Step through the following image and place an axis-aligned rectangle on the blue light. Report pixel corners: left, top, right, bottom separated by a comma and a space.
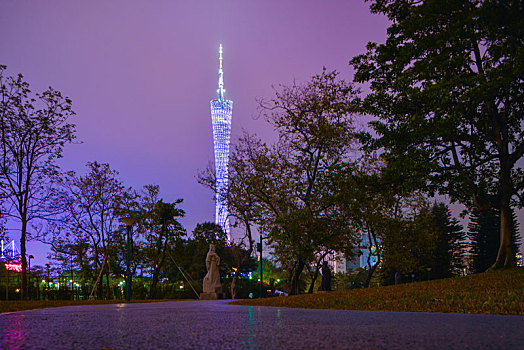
210, 44, 233, 238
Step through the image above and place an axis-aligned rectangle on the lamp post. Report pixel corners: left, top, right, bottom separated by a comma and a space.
120, 217, 136, 302
70, 254, 74, 300
28, 255, 33, 300
45, 263, 50, 300
257, 235, 268, 298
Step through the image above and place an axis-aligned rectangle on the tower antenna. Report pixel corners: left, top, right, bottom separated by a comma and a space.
217, 44, 225, 101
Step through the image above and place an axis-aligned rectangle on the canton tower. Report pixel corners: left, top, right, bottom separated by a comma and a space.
210, 44, 233, 237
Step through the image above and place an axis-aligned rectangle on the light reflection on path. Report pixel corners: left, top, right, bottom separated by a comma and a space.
245, 306, 256, 348
0, 300, 521, 349
0, 313, 26, 349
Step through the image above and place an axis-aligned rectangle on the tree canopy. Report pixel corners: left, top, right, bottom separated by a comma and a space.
352, 0, 524, 268
0, 65, 76, 299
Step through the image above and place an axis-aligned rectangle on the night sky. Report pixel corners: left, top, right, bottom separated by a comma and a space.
2, 1, 520, 266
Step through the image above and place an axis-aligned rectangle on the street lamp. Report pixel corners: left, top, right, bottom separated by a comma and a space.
45, 263, 50, 300
257, 235, 268, 298
28, 255, 34, 300
120, 216, 136, 302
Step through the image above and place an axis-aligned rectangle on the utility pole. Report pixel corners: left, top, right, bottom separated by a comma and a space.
258, 234, 268, 298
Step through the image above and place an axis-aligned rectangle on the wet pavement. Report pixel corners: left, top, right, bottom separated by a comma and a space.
0, 300, 523, 349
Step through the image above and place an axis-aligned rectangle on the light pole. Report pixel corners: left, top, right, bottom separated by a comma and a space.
257, 235, 268, 298
28, 255, 33, 300
426, 267, 432, 281
70, 254, 74, 300
120, 217, 136, 302
45, 263, 50, 300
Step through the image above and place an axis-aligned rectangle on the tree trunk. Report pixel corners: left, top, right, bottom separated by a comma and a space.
150, 271, 159, 299
231, 274, 237, 299
363, 226, 381, 288
307, 268, 320, 294
20, 218, 28, 300
490, 163, 515, 269
290, 259, 304, 295
491, 199, 515, 269
105, 270, 110, 299
96, 261, 103, 299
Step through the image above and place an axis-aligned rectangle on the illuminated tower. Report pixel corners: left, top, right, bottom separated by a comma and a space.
210, 44, 233, 237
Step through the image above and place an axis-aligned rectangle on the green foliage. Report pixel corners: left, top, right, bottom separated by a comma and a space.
52, 162, 132, 299
192, 222, 227, 248
352, 0, 524, 268
216, 70, 361, 294
380, 202, 465, 284
233, 268, 524, 315
430, 203, 466, 278
135, 185, 186, 299
469, 208, 521, 273
0, 65, 77, 299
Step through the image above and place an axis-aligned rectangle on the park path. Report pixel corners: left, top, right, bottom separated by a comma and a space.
0, 300, 522, 349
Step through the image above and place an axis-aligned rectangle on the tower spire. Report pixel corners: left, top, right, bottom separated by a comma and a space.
217, 44, 225, 101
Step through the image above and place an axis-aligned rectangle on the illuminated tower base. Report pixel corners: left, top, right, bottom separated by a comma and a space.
210, 44, 233, 238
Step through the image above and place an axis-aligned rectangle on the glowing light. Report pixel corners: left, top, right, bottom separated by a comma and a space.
1, 239, 20, 260
210, 44, 233, 238
5, 262, 22, 272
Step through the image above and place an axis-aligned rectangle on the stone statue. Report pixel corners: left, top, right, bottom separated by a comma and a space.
200, 244, 222, 299
319, 261, 332, 292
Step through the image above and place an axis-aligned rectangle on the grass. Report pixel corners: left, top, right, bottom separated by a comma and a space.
231, 268, 524, 315
0, 299, 184, 314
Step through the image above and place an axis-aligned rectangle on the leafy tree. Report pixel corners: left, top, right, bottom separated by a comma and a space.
220, 70, 360, 294
49, 240, 91, 298
0, 65, 76, 299
54, 162, 131, 299
334, 154, 415, 287
136, 185, 186, 299
430, 203, 466, 279
468, 208, 500, 273
380, 202, 465, 284
192, 222, 227, 247
352, 0, 524, 268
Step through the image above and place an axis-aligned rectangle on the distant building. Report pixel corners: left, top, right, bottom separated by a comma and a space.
325, 251, 348, 274
210, 44, 233, 238
325, 234, 379, 273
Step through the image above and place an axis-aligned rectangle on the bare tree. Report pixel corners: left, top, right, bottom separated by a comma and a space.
0, 65, 76, 299
55, 162, 131, 299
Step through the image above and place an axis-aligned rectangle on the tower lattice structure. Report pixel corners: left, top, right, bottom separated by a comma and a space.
210, 44, 233, 237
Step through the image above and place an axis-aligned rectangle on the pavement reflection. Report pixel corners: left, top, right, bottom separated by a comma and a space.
0, 313, 26, 349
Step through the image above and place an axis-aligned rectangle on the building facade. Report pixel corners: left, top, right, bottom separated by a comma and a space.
210, 44, 233, 237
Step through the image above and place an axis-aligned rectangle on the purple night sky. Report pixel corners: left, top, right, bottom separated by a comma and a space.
1, 1, 520, 266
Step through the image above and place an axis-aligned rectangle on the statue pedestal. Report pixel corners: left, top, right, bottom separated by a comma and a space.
200, 292, 222, 300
